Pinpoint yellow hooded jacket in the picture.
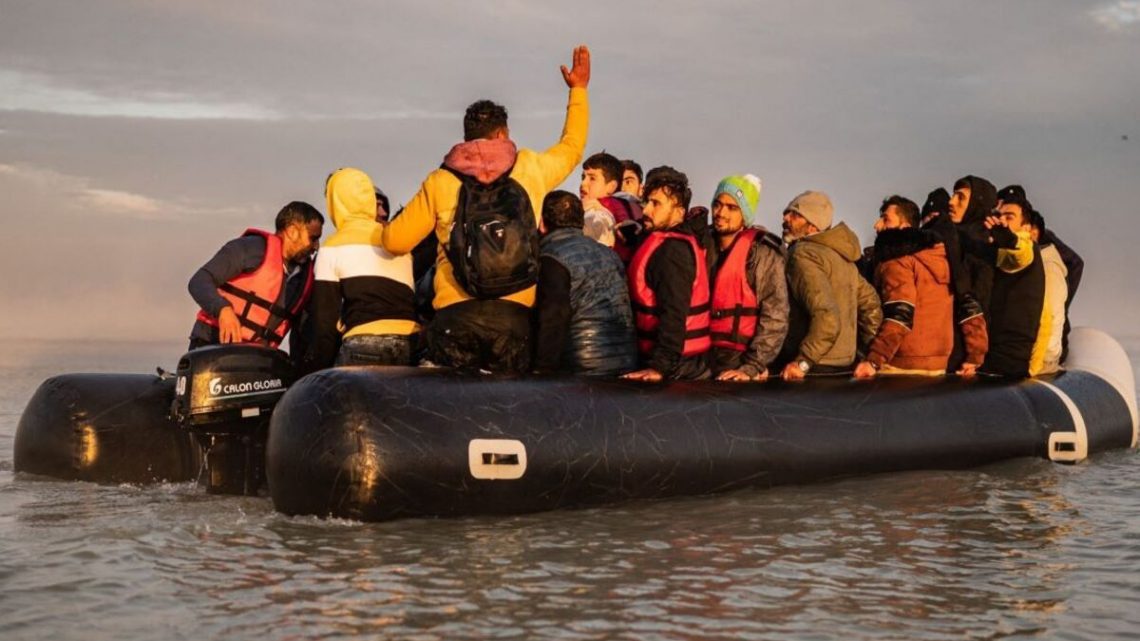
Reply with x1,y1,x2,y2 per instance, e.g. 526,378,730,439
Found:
381,88,589,310
319,168,418,338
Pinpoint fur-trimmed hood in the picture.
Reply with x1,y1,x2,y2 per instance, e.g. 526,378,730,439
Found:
874,228,950,285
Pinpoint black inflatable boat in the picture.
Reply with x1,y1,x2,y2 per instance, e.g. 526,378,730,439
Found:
13,328,1137,522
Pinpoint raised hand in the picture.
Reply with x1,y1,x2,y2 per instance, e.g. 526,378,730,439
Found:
561,45,591,89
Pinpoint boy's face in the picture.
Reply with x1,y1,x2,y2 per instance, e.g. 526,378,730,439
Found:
580,168,617,200
622,170,642,197
949,186,971,223
642,188,684,231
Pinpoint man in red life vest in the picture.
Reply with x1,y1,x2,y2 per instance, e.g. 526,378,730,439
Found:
708,175,789,382
187,201,324,351
621,167,711,382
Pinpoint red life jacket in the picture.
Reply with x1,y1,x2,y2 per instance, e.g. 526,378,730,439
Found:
195,228,314,348
710,228,760,352
628,231,711,357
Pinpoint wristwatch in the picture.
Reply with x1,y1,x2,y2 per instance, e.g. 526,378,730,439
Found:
796,359,811,374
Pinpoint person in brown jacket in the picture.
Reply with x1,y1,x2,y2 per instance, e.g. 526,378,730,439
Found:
855,196,960,379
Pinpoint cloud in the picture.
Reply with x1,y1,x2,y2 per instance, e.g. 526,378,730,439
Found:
0,162,254,221
0,69,282,120
1091,1,1140,31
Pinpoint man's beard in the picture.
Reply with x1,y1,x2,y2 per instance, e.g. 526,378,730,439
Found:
714,220,741,237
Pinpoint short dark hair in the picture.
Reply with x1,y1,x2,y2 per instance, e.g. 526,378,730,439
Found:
374,187,390,214
642,166,692,210
621,159,643,183
542,190,584,230
1027,209,1046,235
463,100,509,141
275,201,324,232
880,195,920,227
1000,194,1033,224
582,152,623,189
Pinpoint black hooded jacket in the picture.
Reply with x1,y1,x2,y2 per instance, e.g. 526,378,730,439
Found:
953,176,1000,316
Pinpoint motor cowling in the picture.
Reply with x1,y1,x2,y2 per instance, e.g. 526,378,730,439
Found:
172,345,293,495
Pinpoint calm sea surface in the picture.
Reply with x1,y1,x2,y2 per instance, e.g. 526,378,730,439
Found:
1,338,1137,641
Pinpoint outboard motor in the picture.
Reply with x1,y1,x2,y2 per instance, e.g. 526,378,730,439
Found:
171,345,293,495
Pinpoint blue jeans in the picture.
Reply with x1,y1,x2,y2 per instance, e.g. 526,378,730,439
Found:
336,334,416,367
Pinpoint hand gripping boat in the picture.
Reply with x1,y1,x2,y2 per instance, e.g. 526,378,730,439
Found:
13,329,1137,521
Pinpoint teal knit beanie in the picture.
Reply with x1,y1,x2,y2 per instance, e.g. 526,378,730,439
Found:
713,174,762,225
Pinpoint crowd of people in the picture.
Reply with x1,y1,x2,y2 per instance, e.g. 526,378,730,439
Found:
187,45,1083,383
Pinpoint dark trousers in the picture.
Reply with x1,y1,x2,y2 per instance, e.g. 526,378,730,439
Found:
426,300,532,374
336,334,417,367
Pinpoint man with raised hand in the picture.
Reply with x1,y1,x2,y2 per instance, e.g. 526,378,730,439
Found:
381,46,591,374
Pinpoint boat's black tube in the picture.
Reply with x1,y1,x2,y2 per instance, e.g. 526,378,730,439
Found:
14,374,200,484
265,365,1135,522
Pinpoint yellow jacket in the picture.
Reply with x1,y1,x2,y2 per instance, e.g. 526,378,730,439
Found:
382,88,589,310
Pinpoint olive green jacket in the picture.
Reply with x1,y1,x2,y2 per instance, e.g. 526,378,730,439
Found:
785,222,883,368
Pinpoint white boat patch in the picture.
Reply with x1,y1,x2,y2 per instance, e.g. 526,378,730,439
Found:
468,438,527,480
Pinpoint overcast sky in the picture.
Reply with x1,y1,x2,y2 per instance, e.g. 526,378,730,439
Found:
1,0,1137,341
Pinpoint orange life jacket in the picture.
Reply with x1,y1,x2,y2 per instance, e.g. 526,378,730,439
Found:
628,231,711,357
710,228,760,352
195,228,314,348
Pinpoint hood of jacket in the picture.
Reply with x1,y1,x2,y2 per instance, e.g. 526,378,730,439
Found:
443,138,519,185
957,175,997,227
874,228,950,285
797,221,862,262
325,167,381,247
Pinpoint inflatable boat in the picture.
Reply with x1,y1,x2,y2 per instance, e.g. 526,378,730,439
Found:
13,328,1137,522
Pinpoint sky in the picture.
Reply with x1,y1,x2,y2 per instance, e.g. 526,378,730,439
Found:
1,0,1138,341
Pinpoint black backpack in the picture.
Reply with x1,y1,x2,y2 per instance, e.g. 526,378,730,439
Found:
442,165,539,299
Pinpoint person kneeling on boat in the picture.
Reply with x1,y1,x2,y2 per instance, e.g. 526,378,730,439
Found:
533,191,637,376
297,168,419,374
622,167,711,381
777,191,882,381
707,174,788,382
854,196,958,379
187,202,324,352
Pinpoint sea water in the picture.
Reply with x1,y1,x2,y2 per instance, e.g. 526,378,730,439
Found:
1,338,1137,641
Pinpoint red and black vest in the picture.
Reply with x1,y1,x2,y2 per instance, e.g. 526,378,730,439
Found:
195,228,314,348
710,228,760,352
628,231,711,357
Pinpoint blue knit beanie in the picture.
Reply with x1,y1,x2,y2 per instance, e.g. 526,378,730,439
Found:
713,174,762,225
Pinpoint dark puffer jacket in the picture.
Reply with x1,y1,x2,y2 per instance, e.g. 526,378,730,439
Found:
535,227,637,376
